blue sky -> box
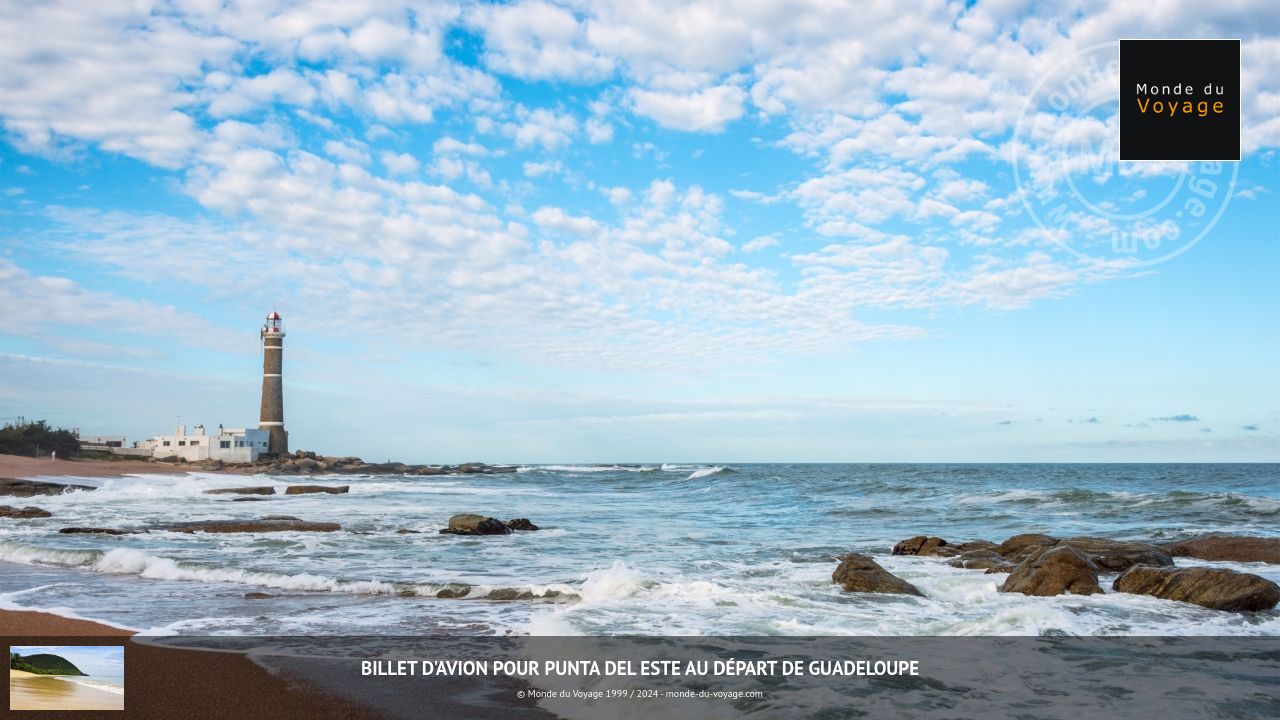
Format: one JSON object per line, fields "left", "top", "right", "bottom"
{"left": 11, "top": 645, "right": 124, "bottom": 677}
{"left": 0, "top": 1, "right": 1277, "bottom": 462}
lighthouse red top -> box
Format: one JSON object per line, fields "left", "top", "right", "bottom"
{"left": 263, "top": 311, "right": 283, "bottom": 335}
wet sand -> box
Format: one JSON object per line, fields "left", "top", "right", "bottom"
{"left": 10, "top": 669, "right": 124, "bottom": 711}
{"left": 1, "top": 609, "right": 385, "bottom": 719}
{"left": 0, "top": 453, "right": 243, "bottom": 480}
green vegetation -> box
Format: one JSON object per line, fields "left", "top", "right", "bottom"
{"left": 10, "top": 651, "right": 87, "bottom": 676}
{"left": 0, "top": 420, "right": 80, "bottom": 458}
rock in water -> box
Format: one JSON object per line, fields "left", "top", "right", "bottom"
{"left": 439, "top": 513, "right": 511, "bottom": 535}
{"left": 152, "top": 517, "right": 341, "bottom": 533}
{"left": 0, "top": 478, "right": 95, "bottom": 497}
{"left": 0, "top": 505, "right": 52, "bottom": 518}
{"left": 59, "top": 527, "right": 134, "bottom": 535}
{"left": 284, "top": 485, "right": 350, "bottom": 495}
{"left": 994, "top": 533, "right": 1059, "bottom": 561}
{"left": 1164, "top": 535, "right": 1280, "bottom": 564}
{"left": 831, "top": 554, "right": 924, "bottom": 596}
{"left": 1000, "top": 546, "right": 1102, "bottom": 596}
{"left": 1113, "top": 565, "right": 1280, "bottom": 612}
{"left": 505, "top": 518, "right": 540, "bottom": 531}
{"left": 949, "top": 549, "right": 1014, "bottom": 572}
{"left": 892, "top": 536, "right": 956, "bottom": 557}
{"left": 1055, "top": 537, "right": 1174, "bottom": 572}
{"left": 204, "top": 486, "right": 276, "bottom": 495}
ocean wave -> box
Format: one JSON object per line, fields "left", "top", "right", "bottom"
{"left": 68, "top": 678, "right": 125, "bottom": 695}
{"left": 524, "top": 465, "right": 663, "bottom": 473}
{"left": 685, "top": 466, "right": 734, "bottom": 480}
{"left": 0, "top": 541, "right": 580, "bottom": 602}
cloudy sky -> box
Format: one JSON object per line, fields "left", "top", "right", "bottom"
{"left": 1, "top": 0, "right": 1277, "bottom": 462}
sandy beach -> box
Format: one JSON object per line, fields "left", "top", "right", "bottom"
{"left": 10, "top": 668, "right": 124, "bottom": 711}
{"left": 1, "top": 609, "right": 385, "bottom": 719}
{"left": 0, "top": 453, "right": 242, "bottom": 480}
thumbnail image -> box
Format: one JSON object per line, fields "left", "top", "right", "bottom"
{"left": 9, "top": 645, "right": 124, "bottom": 711}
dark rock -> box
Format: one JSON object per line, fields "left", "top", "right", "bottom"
{"left": 505, "top": 518, "right": 540, "bottom": 531}
{"left": 485, "top": 588, "right": 536, "bottom": 601}
{"left": 204, "top": 486, "right": 276, "bottom": 496}
{"left": 439, "top": 513, "right": 511, "bottom": 535}
{"left": 243, "top": 592, "right": 276, "bottom": 600}
{"left": 831, "top": 554, "right": 924, "bottom": 596}
{"left": 395, "top": 529, "right": 421, "bottom": 534}
{"left": 1165, "top": 535, "right": 1280, "bottom": 564}
{"left": 152, "top": 517, "right": 341, "bottom": 533}
{"left": 232, "top": 497, "right": 270, "bottom": 502}
{"left": 284, "top": 485, "right": 349, "bottom": 495}
{"left": 995, "top": 533, "right": 1059, "bottom": 560}
{"left": 1114, "top": 565, "right": 1280, "bottom": 612}
{"left": 59, "top": 527, "right": 133, "bottom": 535}
{"left": 949, "top": 549, "right": 1014, "bottom": 572}
{"left": 0, "top": 505, "right": 52, "bottom": 519}
{"left": 436, "top": 586, "right": 471, "bottom": 599}
{"left": 892, "top": 536, "right": 956, "bottom": 557}
{"left": 1000, "top": 546, "right": 1102, "bottom": 596}
{"left": 1055, "top": 537, "right": 1174, "bottom": 572}
{"left": 955, "top": 540, "right": 998, "bottom": 553}
{"left": 0, "top": 478, "right": 95, "bottom": 497}
{"left": 410, "top": 466, "right": 448, "bottom": 476}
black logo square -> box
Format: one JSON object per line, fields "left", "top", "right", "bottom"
{"left": 1120, "top": 39, "right": 1240, "bottom": 161}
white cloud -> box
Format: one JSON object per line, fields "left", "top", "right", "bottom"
{"left": 741, "top": 235, "right": 780, "bottom": 252}
{"left": 0, "top": 258, "right": 238, "bottom": 350}
{"left": 381, "top": 151, "right": 420, "bottom": 175}
{"left": 508, "top": 107, "right": 577, "bottom": 150}
{"left": 471, "top": 1, "right": 615, "bottom": 81}
{"left": 629, "top": 84, "right": 746, "bottom": 132}
{"left": 323, "top": 139, "right": 371, "bottom": 165}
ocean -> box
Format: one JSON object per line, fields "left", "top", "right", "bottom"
{"left": 1, "top": 463, "right": 1277, "bottom": 636}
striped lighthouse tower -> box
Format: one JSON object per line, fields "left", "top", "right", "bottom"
{"left": 259, "top": 311, "right": 288, "bottom": 455}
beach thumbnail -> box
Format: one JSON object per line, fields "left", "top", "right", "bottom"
{"left": 9, "top": 645, "right": 124, "bottom": 711}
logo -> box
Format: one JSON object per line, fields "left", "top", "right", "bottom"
{"left": 1012, "top": 41, "right": 1237, "bottom": 266}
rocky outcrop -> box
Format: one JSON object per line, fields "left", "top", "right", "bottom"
{"left": 831, "top": 554, "right": 924, "bottom": 596}
{"left": 892, "top": 536, "right": 956, "bottom": 557}
{"left": 949, "top": 549, "right": 1014, "bottom": 572}
{"left": 284, "top": 485, "right": 350, "bottom": 495}
{"left": 999, "top": 546, "right": 1102, "bottom": 596}
{"left": 1164, "top": 535, "right": 1280, "bottom": 564}
{"left": 438, "top": 514, "right": 541, "bottom": 535}
{"left": 898, "top": 533, "right": 1172, "bottom": 574}
{"left": 204, "top": 486, "right": 276, "bottom": 496}
{"left": 152, "top": 515, "right": 341, "bottom": 533}
{"left": 440, "top": 514, "right": 509, "bottom": 535}
{"left": 0, "top": 505, "right": 51, "bottom": 518}
{"left": 59, "top": 527, "right": 133, "bottom": 535}
{"left": 0, "top": 478, "right": 95, "bottom": 497}
{"left": 893, "top": 536, "right": 998, "bottom": 558}
{"left": 249, "top": 453, "right": 519, "bottom": 477}
{"left": 994, "top": 533, "right": 1059, "bottom": 561}
{"left": 1113, "top": 565, "right": 1280, "bottom": 612}
{"left": 1055, "top": 537, "right": 1173, "bottom": 572}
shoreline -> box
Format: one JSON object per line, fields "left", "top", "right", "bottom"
{"left": 9, "top": 667, "right": 125, "bottom": 711}
{"left": 0, "top": 453, "right": 245, "bottom": 480}
{"left": 1, "top": 608, "right": 386, "bottom": 719}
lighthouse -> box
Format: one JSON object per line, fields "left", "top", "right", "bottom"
{"left": 259, "top": 311, "right": 288, "bottom": 455}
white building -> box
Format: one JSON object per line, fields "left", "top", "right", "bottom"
{"left": 138, "top": 424, "right": 271, "bottom": 463}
